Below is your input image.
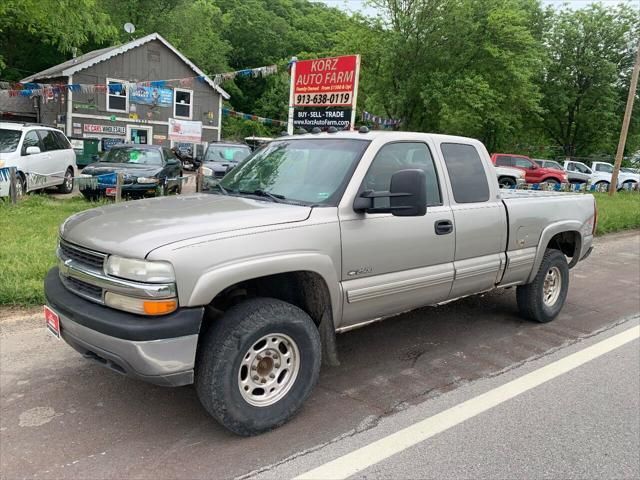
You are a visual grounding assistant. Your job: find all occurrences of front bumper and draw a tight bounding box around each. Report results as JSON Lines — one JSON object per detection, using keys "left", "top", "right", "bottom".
{"left": 45, "top": 267, "right": 203, "bottom": 386}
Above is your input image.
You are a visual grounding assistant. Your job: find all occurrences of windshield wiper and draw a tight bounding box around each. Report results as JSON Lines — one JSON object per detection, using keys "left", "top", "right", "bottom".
{"left": 239, "top": 189, "right": 287, "bottom": 203}
{"left": 210, "top": 183, "right": 228, "bottom": 195}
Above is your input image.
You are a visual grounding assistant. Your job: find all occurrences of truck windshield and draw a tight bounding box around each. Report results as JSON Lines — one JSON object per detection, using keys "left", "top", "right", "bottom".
{"left": 219, "top": 138, "right": 370, "bottom": 206}
{"left": 205, "top": 145, "right": 251, "bottom": 163}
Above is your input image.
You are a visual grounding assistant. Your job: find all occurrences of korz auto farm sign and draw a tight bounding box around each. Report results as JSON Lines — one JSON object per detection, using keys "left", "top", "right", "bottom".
{"left": 288, "top": 55, "right": 360, "bottom": 132}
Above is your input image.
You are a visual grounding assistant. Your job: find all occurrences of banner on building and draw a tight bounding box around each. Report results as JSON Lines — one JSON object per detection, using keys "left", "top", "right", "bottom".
{"left": 83, "top": 124, "right": 126, "bottom": 135}
{"left": 288, "top": 55, "right": 360, "bottom": 133}
{"left": 168, "top": 118, "right": 202, "bottom": 143}
{"left": 130, "top": 86, "right": 173, "bottom": 107}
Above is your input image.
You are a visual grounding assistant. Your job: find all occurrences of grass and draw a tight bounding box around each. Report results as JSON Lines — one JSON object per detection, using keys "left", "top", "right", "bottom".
{"left": 592, "top": 192, "right": 640, "bottom": 235}
{"left": 0, "top": 192, "right": 638, "bottom": 307}
{"left": 0, "top": 195, "right": 103, "bottom": 306}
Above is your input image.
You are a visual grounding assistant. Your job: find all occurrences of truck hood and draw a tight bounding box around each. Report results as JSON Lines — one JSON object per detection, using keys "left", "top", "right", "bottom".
{"left": 61, "top": 194, "right": 312, "bottom": 258}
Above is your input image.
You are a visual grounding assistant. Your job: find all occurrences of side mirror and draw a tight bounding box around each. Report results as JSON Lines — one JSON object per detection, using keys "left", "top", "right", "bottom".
{"left": 530, "top": 163, "right": 538, "bottom": 170}
{"left": 166, "top": 158, "right": 180, "bottom": 166}
{"left": 25, "top": 146, "right": 41, "bottom": 155}
{"left": 354, "top": 169, "right": 427, "bottom": 217}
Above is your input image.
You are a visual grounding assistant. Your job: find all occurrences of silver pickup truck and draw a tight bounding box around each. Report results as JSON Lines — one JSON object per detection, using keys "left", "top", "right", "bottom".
{"left": 45, "top": 131, "right": 596, "bottom": 435}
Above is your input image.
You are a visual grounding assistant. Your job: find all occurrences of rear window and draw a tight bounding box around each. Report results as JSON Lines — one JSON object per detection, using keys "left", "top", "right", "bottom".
{"left": 0, "top": 129, "right": 21, "bottom": 153}
{"left": 441, "top": 143, "right": 490, "bottom": 203}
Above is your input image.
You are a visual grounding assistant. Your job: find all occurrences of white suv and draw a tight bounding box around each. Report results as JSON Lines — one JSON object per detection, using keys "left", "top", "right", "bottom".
{"left": 0, "top": 122, "right": 77, "bottom": 197}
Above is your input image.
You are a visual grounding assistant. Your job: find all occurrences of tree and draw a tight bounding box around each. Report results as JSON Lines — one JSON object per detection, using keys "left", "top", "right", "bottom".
{"left": 537, "top": 4, "right": 640, "bottom": 157}
{"left": 0, "top": 0, "right": 117, "bottom": 80}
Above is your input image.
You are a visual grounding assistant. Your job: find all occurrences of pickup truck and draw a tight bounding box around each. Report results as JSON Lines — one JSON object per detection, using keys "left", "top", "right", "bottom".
{"left": 564, "top": 160, "right": 639, "bottom": 191}
{"left": 492, "top": 153, "right": 567, "bottom": 185}
{"left": 45, "top": 131, "right": 596, "bottom": 436}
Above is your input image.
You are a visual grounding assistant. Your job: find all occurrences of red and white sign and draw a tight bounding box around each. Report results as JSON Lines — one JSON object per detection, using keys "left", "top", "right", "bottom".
{"left": 292, "top": 55, "right": 359, "bottom": 107}
{"left": 168, "top": 118, "right": 202, "bottom": 143}
{"left": 44, "top": 305, "right": 61, "bottom": 339}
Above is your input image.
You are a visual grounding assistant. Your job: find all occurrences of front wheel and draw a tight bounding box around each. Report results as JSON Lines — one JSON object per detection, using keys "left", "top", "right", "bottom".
{"left": 516, "top": 249, "right": 569, "bottom": 323}
{"left": 195, "top": 297, "right": 321, "bottom": 436}
{"left": 593, "top": 181, "right": 610, "bottom": 192}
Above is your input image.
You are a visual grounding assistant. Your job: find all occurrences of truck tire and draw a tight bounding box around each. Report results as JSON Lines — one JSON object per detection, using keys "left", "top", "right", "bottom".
{"left": 195, "top": 297, "right": 321, "bottom": 436}
{"left": 516, "top": 249, "right": 569, "bottom": 323}
{"left": 498, "top": 177, "right": 516, "bottom": 188}
{"left": 593, "top": 181, "right": 609, "bottom": 192}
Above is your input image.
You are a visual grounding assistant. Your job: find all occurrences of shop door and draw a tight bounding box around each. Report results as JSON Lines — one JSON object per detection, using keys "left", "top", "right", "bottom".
{"left": 127, "top": 125, "right": 153, "bottom": 145}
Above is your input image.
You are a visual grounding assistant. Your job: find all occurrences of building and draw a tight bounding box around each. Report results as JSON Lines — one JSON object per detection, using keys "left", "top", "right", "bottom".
{"left": 16, "top": 33, "right": 229, "bottom": 153}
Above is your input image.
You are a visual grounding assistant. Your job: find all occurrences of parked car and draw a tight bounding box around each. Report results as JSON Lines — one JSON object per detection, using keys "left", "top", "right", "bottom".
{"left": 563, "top": 160, "right": 639, "bottom": 191}
{"left": 45, "top": 131, "right": 595, "bottom": 436}
{"left": 534, "top": 159, "right": 584, "bottom": 185}
{"left": 591, "top": 161, "right": 639, "bottom": 190}
{"left": 79, "top": 144, "right": 182, "bottom": 199}
{"left": 492, "top": 153, "right": 567, "bottom": 185}
{"left": 0, "top": 122, "right": 76, "bottom": 197}
{"left": 201, "top": 142, "right": 252, "bottom": 179}
{"left": 494, "top": 165, "right": 525, "bottom": 188}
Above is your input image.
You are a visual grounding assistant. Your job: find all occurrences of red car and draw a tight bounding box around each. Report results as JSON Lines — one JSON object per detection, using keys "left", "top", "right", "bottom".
{"left": 491, "top": 153, "right": 567, "bottom": 184}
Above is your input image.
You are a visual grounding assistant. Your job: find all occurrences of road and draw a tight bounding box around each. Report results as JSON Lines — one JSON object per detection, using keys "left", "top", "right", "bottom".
{"left": 1, "top": 230, "right": 639, "bottom": 480}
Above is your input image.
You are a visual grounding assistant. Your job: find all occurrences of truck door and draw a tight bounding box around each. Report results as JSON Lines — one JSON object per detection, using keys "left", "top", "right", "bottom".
{"left": 438, "top": 142, "right": 507, "bottom": 299}
{"left": 339, "top": 141, "right": 455, "bottom": 327}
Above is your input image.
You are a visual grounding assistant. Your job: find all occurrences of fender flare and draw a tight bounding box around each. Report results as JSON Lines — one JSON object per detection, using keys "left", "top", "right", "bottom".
{"left": 528, "top": 221, "right": 583, "bottom": 283}
{"left": 187, "top": 251, "right": 343, "bottom": 329}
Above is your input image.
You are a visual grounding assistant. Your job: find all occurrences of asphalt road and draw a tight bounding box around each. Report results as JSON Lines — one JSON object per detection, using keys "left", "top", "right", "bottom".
{"left": 1, "top": 230, "right": 639, "bottom": 480}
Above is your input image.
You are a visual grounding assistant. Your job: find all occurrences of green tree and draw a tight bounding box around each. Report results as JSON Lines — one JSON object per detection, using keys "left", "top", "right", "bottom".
{"left": 0, "top": 0, "right": 117, "bottom": 79}
{"left": 537, "top": 4, "right": 640, "bottom": 157}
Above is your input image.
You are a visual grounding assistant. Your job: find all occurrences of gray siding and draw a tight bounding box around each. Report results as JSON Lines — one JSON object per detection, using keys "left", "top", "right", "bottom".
{"left": 35, "top": 39, "right": 221, "bottom": 147}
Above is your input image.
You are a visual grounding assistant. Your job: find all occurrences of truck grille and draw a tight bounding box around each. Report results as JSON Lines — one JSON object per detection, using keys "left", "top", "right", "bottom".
{"left": 62, "top": 276, "right": 103, "bottom": 302}
{"left": 59, "top": 240, "right": 106, "bottom": 271}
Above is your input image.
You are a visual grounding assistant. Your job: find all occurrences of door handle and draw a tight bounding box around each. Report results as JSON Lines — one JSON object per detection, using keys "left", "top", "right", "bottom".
{"left": 435, "top": 219, "right": 453, "bottom": 235}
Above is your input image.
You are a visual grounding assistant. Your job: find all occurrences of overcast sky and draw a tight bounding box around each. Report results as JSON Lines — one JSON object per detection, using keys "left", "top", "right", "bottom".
{"left": 319, "top": 0, "right": 640, "bottom": 16}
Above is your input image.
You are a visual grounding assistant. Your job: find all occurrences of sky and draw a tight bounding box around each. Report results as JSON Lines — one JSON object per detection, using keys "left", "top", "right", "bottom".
{"left": 319, "top": 0, "right": 640, "bottom": 16}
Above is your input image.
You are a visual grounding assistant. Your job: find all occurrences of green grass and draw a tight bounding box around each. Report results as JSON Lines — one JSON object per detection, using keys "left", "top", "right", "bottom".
{"left": 0, "top": 195, "right": 103, "bottom": 306}
{"left": 0, "top": 192, "right": 638, "bottom": 306}
{"left": 592, "top": 192, "right": 640, "bottom": 235}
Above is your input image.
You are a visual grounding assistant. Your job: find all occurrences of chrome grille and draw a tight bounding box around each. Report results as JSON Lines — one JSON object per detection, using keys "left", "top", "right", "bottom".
{"left": 62, "top": 275, "right": 103, "bottom": 302}
{"left": 59, "top": 240, "right": 106, "bottom": 271}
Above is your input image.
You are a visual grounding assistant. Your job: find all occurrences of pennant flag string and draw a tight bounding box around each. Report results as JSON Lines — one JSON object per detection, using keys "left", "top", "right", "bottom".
{"left": 361, "top": 111, "right": 402, "bottom": 128}
{"left": 221, "top": 107, "right": 287, "bottom": 126}
{"left": 0, "top": 64, "right": 278, "bottom": 97}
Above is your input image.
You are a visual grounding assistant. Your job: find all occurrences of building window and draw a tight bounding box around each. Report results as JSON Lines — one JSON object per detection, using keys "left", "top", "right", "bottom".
{"left": 107, "top": 78, "right": 128, "bottom": 113}
{"left": 174, "top": 88, "right": 192, "bottom": 119}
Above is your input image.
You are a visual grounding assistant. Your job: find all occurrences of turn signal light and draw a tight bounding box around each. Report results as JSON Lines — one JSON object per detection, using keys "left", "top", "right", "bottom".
{"left": 143, "top": 300, "right": 178, "bottom": 315}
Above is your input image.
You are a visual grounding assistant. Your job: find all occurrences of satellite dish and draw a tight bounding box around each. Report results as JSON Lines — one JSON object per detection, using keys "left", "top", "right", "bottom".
{"left": 124, "top": 23, "right": 136, "bottom": 34}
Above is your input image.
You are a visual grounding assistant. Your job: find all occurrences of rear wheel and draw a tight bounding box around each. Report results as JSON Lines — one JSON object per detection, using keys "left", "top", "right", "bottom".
{"left": 13, "top": 173, "right": 26, "bottom": 198}
{"left": 498, "top": 177, "right": 516, "bottom": 188}
{"left": 594, "top": 180, "right": 610, "bottom": 192}
{"left": 516, "top": 249, "right": 569, "bottom": 323}
{"left": 58, "top": 167, "right": 74, "bottom": 193}
{"left": 195, "top": 297, "right": 321, "bottom": 436}
{"left": 619, "top": 180, "right": 637, "bottom": 191}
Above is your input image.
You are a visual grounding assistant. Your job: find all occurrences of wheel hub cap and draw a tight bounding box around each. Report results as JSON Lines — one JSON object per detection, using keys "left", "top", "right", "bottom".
{"left": 543, "top": 266, "right": 562, "bottom": 307}
{"left": 238, "top": 333, "right": 300, "bottom": 407}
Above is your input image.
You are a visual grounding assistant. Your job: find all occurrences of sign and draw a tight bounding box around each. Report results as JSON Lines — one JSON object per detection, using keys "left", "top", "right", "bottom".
{"left": 72, "top": 128, "right": 82, "bottom": 136}
{"left": 288, "top": 55, "right": 360, "bottom": 133}
{"left": 168, "top": 118, "right": 202, "bottom": 142}
{"left": 129, "top": 86, "right": 173, "bottom": 107}
{"left": 83, "top": 124, "right": 125, "bottom": 135}
{"left": 102, "top": 138, "right": 125, "bottom": 151}
{"left": 73, "top": 101, "right": 96, "bottom": 110}
{"left": 293, "top": 108, "right": 351, "bottom": 130}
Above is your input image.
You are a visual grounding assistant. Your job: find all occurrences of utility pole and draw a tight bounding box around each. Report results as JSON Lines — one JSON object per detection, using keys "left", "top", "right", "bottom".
{"left": 609, "top": 40, "right": 640, "bottom": 196}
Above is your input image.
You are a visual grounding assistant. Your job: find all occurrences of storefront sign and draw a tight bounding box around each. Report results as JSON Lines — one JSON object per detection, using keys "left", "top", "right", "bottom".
{"left": 168, "top": 118, "right": 202, "bottom": 142}
{"left": 83, "top": 124, "right": 126, "bottom": 135}
{"left": 288, "top": 55, "right": 360, "bottom": 132}
{"left": 73, "top": 101, "right": 96, "bottom": 110}
{"left": 102, "top": 138, "right": 125, "bottom": 151}
{"left": 293, "top": 108, "right": 351, "bottom": 130}
{"left": 130, "top": 86, "right": 173, "bottom": 107}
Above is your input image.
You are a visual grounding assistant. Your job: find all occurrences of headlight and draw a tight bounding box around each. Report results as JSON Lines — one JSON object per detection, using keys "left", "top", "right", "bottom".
{"left": 136, "top": 177, "right": 159, "bottom": 184}
{"left": 202, "top": 166, "right": 213, "bottom": 177}
{"left": 105, "top": 255, "right": 175, "bottom": 283}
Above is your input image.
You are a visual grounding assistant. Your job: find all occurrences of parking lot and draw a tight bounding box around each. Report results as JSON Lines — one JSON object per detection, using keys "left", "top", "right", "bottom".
{"left": 1, "top": 230, "right": 638, "bottom": 479}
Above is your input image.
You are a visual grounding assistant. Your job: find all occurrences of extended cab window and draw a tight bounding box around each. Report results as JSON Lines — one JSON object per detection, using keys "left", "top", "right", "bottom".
{"left": 441, "top": 143, "right": 490, "bottom": 203}
{"left": 363, "top": 142, "right": 441, "bottom": 207}
{"left": 495, "top": 155, "right": 513, "bottom": 167}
